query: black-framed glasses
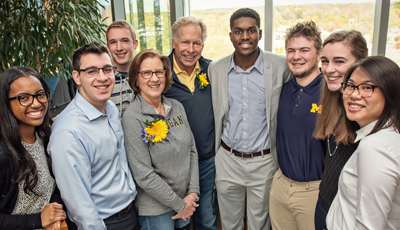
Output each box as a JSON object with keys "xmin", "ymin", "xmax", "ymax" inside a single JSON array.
[
  {"xmin": 138, "ymin": 69, "xmax": 166, "ymax": 79},
  {"xmin": 341, "ymin": 82, "xmax": 379, "ymax": 98},
  {"xmin": 9, "ymin": 91, "xmax": 49, "ymax": 106},
  {"xmin": 76, "ymin": 66, "xmax": 116, "ymax": 78}
]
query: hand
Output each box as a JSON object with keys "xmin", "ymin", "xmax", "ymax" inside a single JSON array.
[
  {"xmin": 41, "ymin": 203, "xmax": 66, "ymax": 228},
  {"xmin": 45, "ymin": 221, "xmax": 61, "ymax": 230},
  {"xmin": 171, "ymin": 195, "xmax": 199, "ymax": 221}
]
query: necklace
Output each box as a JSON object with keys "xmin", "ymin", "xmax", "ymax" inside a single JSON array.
[{"xmin": 327, "ymin": 138, "xmax": 338, "ymax": 157}]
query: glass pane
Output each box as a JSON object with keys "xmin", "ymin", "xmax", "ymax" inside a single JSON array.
[
  {"xmin": 125, "ymin": 0, "xmax": 172, "ymax": 54},
  {"xmin": 190, "ymin": 0, "xmax": 265, "ymax": 60},
  {"xmin": 386, "ymin": 0, "xmax": 400, "ymax": 65},
  {"xmin": 100, "ymin": 0, "xmax": 113, "ymax": 26},
  {"xmin": 273, "ymin": 0, "xmax": 375, "ymax": 55}
]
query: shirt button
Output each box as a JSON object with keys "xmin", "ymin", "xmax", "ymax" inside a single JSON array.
[
  {"xmin": 243, "ymin": 87, "xmax": 246, "ymax": 90},
  {"xmin": 116, "ymin": 132, "xmax": 118, "ymax": 135},
  {"xmin": 243, "ymin": 145, "xmax": 246, "ymax": 148},
  {"xmin": 295, "ymin": 104, "xmax": 299, "ymax": 107},
  {"xmin": 244, "ymin": 103, "xmax": 247, "ymax": 106},
  {"xmin": 119, "ymin": 149, "xmax": 121, "ymax": 152},
  {"xmin": 243, "ymin": 132, "xmax": 246, "ymax": 135},
  {"xmin": 244, "ymin": 118, "xmax": 247, "ymax": 121},
  {"xmin": 300, "ymin": 88, "xmax": 303, "ymax": 91},
  {"xmin": 298, "ymin": 95, "xmax": 301, "ymax": 99}
]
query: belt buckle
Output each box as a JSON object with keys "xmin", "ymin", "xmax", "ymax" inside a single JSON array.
[{"xmin": 241, "ymin": 152, "xmax": 253, "ymax": 158}]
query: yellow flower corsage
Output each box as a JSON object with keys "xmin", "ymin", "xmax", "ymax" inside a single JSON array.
[
  {"xmin": 141, "ymin": 119, "xmax": 169, "ymax": 144},
  {"xmin": 196, "ymin": 73, "xmax": 210, "ymax": 89}
]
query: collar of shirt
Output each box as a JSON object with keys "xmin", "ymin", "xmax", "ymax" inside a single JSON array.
[
  {"xmin": 228, "ymin": 48, "xmax": 264, "ymax": 75},
  {"xmin": 173, "ymin": 54, "xmax": 201, "ymax": 93},
  {"xmin": 355, "ymin": 120, "xmax": 378, "ymax": 142},
  {"xmin": 75, "ymin": 90, "xmax": 115, "ymax": 121},
  {"xmin": 135, "ymin": 94, "xmax": 172, "ymax": 117},
  {"xmin": 290, "ymin": 72, "xmax": 322, "ymax": 95}
]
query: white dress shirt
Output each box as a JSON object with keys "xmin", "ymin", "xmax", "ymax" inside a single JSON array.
[{"xmin": 327, "ymin": 120, "xmax": 400, "ymax": 230}]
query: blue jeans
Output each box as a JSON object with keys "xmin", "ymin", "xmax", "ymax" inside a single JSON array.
[
  {"xmin": 193, "ymin": 157, "xmax": 218, "ymax": 230},
  {"xmin": 314, "ymin": 199, "xmax": 328, "ymax": 230},
  {"xmin": 139, "ymin": 210, "xmax": 190, "ymax": 230}
]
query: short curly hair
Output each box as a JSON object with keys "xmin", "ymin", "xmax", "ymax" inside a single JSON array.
[
  {"xmin": 230, "ymin": 8, "xmax": 260, "ymax": 30},
  {"xmin": 285, "ymin": 21, "xmax": 322, "ymax": 52}
]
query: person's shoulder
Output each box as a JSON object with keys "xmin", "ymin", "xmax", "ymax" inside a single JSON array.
[
  {"xmin": 209, "ymin": 54, "xmax": 232, "ymax": 71},
  {"xmin": 51, "ymin": 102, "xmax": 81, "ymax": 133},
  {"xmin": 359, "ymin": 127, "xmax": 400, "ymax": 154},
  {"xmin": 122, "ymin": 96, "xmax": 142, "ymax": 119},
  {"xmin": 262, "ymin": 50, "xmax": 286, "ymax": 63},
  {"xmin": 200, "ymin": 56, "xmax": 212, "ymax": 65}
]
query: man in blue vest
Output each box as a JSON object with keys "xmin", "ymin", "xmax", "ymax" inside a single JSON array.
[{"xmin": 164, "ymin": 16, "xmax": 217, "ymax": 230}]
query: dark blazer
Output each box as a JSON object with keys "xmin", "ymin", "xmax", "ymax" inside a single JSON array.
[{"xmin": 0, "ymin": 142, "xmax": 77, "ymax": 230}]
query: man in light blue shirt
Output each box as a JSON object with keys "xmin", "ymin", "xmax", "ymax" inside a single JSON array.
[{"xmin": 48, "ymin": 42, "xmax": 139, "ymax": 230}]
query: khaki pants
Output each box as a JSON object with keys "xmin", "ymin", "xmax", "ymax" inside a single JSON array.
[
  {"xmin": 215, "ymin": 146, "xmax": 275, "ymax": 230},
  {"xmin": 269, "ymin": 168, "xmax": 320, "ymax": 230}
]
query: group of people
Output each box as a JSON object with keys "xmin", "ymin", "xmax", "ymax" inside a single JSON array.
[{"xmin": 1, "ymin": 6, "xmax": 400, "ymax": 230}]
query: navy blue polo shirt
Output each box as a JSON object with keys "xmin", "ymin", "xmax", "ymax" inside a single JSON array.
[{"xmin": 277, "ymin": 73, "xmax": 325, "ymax": 182}]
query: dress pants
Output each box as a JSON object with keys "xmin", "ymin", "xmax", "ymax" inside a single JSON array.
[
  {"xmin": 104, "ymin": 201, "xmax": 140, "ymax": 230},
  {"xmin": 215, "ymin": 146, "xmax": 275, "ymax": 230},
  {"xmin": 269, "ymin": 168, "xmax": 320, "ymax": 230}
]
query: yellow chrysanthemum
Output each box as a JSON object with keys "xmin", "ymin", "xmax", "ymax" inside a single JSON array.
[
  {"xmin": 197, "ymin": 73, "xmax": 209, "ymax": 88},
  {"xmin": 145, "ymin": 120, "xmax": 168, "ymax": 143}
]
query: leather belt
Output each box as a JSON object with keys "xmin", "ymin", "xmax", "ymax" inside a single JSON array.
[{"xmin": 221, "ymin": 141, "xmax": 270, "ymax": 158}]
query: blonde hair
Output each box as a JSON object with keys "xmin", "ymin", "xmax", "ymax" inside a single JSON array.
[
  {"xmin": 106, "ymin": 20, "xmax": 137, "ymax": 42},
  {"xmin": 171, "ymin": 16, "xmax": 207, "ymax": 43}
]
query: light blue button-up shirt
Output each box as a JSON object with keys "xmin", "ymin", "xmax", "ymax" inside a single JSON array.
[
  {"xmin": 48, "ymin": 91, "xmax": 137, "ymax": 230},
  {"xmin": 221, "ymin": 50, "xmax": 270, "ymax": 153}
]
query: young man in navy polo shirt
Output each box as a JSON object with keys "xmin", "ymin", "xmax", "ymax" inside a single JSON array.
[{"xmin": 269, "ymin": 21, "xmax": 326, "ymax": 230}]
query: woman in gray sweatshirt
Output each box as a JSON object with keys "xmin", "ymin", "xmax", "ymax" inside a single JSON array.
[{"xmin": 122, "ymin": 49, "xmax": 199, "ymax": 230}]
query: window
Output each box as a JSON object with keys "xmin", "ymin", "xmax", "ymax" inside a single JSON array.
[
  {"xmin": 190, "ymin": 0, "xmax": 265, "ymax": 60},
  {"xmin": 386, "ymin": 0, "xmax": 400, "ymax": 65},
  {"xmin": 125, "ymin": 0, "xmax": 172, "ymax": 54}
]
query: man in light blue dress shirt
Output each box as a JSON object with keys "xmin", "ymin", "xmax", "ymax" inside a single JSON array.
[{"xmin": 48, "ymin": 42, "xmax": 139, "ymax": 230}]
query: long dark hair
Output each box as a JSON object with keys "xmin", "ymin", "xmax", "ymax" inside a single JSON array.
[
  {"xmin": 0, "ymin": 67, "xmax": 53, "ymax": 194},
  {"xmin": 343, "ymin": 56, "xmax": 400, "ymax": 135}
]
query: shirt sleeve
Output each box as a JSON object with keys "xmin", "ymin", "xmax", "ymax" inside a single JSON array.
[
  {"xmin": 355, "ymin": 138, "xmax": 399, "ymax": 230},
  {"xmin": 48, "ymin": 130, "xmax": 106, "ymax": 230},
  {"xmin": 122, "ymin": 113, "xmax": 186, "ymax": 213}
]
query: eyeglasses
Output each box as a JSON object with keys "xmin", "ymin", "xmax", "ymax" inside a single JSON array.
[
  {"xmin": 138, "ymin": 69, "xmax": 166, "ymax": 79},
  {"xmin": 341, "ymin": 82, "xmax": 379, "ymax": 98},
  {"xmin": 9, "ymin": 91, "xmax": 49, "ymax": 106},
  {"xmin": 76, "ymin": 66, "xmax": 116, "ymax": 78}
]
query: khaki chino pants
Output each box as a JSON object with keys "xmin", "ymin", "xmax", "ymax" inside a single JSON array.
[
  {"xmin": 269, "ymin": 168, "xmax": 320, "ymax": 230},
  {"xmin": 215, "ymin": 146, "xmax": 275, "ymax": 230}
]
